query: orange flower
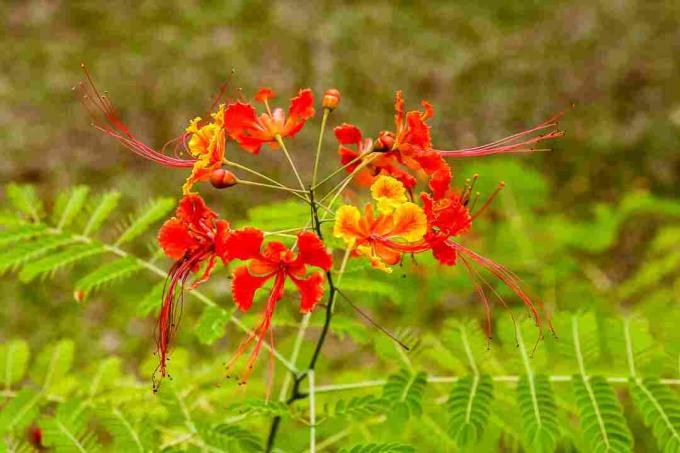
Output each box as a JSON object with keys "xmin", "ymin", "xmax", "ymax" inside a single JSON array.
[
  {"xmin": 224, "ymin": 88, "xmax": 315, "ymax": 154},
  {"xmin": 334, "ymin": 176, "xmax": 428, "ymax": 272},
  {"xmin": 182, "ymin": 105, "xmax": 227, "ymax": 194}
]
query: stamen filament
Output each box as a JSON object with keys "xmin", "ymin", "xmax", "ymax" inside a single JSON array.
[
  {"xmin": 276, "ymin": 135, "xmax": 306, "ymax": 192},
  {"xmin": 311, "ymin": 109, "xmax": 330, "ymax": 188},
  {"xmin": 471, "ymin": 181, "xmax": 505, "ymax": 221}
]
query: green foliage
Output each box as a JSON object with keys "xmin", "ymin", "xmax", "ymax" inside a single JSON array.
[
  {"xmin": 447, "ymin": 374, "xmax": 493, "ymax": 447},
  {"xmin": 382, "ymin": 369, "xmax": 427, "ymax": 424},
  {"xmin": 0, "ymin": 340, "xmax": 30, "ymax": 390},
  {"xmin": 115, "ymin": 197, "xmax": 175, "ymax": 245},
  {"xmin": 572, "ymin": 376, "xmax": 633, "ymax": 452},
  {"xmin": 5, "ymin": 184, "xmax": 44, "ymax": 221},
  {"xmin": 630, "ymin": 378, "xmax": 680, "ymax": 452},
  {"xmin": 40, "ymin": 400, "xmax": 102, "ymax": 452},
  {"xmin": 195, "ymin": 306, "xmax": 231, "ymax": 345},
  {"xmin": 74, "ymin": 256, "xmax": 143, "ymax": 297},
  {"xmin": 339, "ymin": 443, "xmax": 415, "ymax": 453},
  {"xmin": 328, "ymin": 395, "xmax": 388, "ymax": 420},
  {"xmin": 52, "ymin": 186, "xmax": 90, "ymax": 230},
  {"xmin": 517, "ymin": 374, "xmax": 559, "ymax": 452}
]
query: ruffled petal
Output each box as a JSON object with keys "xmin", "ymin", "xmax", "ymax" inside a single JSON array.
[
  {"xmin": 231, "ymin": 265, "xmax": 272, "ymax": 311},
  {"xmin": 224, "ymin": 227, "xmax": 264, "ymax": 260},
  {"xmin": 224, "ymin": 102, "xmax": 267, "ymax": 154},
  {"xmin": 333, "ymin": 205, "xmax": 363, "ymax": 245},
  {"xmin": 213, "ymin": 220, "xmax": 232, "ymax": 264},
  {"xmin": 176, "ymin": 194, "xmax": 217, "ymax": 224},
  {"xmin": 370, "ymin": 175, "xmax": 407, "ymax": 214},
  {"xmin": 428, "ymin": 166, "xmax": 452, "ymax": 199},
  {"xmin": 283, "ymin": 89, "xmax": 315, "ymax": 137},
  {"xmin": 290, "ymin": 271, "xmax": 326, "ymax": 312},
  {"xmin": 405, "ymin": 110, "xmax": 432, "ymax": 150},
  {"xmin": 158, "ymin": 218, "xmax": 195, "ymax": 260},
  {"xmin": 394, "ymin": 91, "xmax": 404, "ymax": 131},
  {"xmin": 429, "ymin": 238, "xmax": 457, "ymax": 265},
  {"xmin": 390, "ymin": 202, "xmax": 428, "ymax": 242},
  {"xmin": 297, "ymin": 231, "xmax": 333, "ymax": 271},
  {"xmin": 334, "ymin": 123, "xmax": 363, "ymax": 145}
]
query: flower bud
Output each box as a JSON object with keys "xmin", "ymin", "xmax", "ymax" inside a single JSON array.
[
  {"xmin": 73, "ymin": 290, "xmax": 85, "ymax": 303},
  {"xmin": 210, "ymin": 169, "xmax": 238, "ymax": 189},
  {"xmin": 322, "ymin": 88, "xmax": 341, "ymax": 110},
  {"xmin": 374, "ymin": 131, "xmax": 395, "ymax": 152}
]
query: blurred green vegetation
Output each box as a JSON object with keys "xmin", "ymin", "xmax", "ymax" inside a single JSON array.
[{"xmin": 1, "ymin": 1, "xmax": 680, "ymax": 452}]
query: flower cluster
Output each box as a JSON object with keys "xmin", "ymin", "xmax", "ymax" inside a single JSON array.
[{"xmin": 80, "ymin": 66, "xmax": 562, "ymax": 392}]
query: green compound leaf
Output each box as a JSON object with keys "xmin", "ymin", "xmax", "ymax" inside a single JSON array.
[
  {"xmin": 572, "ymin": 375, "xmax": 633, "ymax": 453},
  {"xmin": 30, "ymin": 339, "xmax": 75, "ymax": 397},
  {"xmin": 0, "ymin": 388, "xmax": 41, "ymax": 435},
  {"xmin": 74, "ymin": 256, "xmax": 143, "ymax": 298},
  {"xmin": 40, "ymin": 400, "xmax": 101, "ymax": 452},
  {"xmin": 447, "ymin": 374, "xmax": 493, "ymax": 447},
  {"xmin": 115, "ymin": 197, "xmax": 174, "ymax": 245},
  {"xmin": 19, "ymin": 242, "xmax": 106, "ymax": 283},
  {"xmin": 195, "ymin": 306, "xmax": 230, "ymax": 345},
  {"xmin": 339, "ymin": 443, "xmax": 415, "ymax": 453},
  {"xmin": 629, "ymin": 377, "xmax": 680, "ymax": 453},
  {"xmin": 517, "ymin": 374, "xmax": 559, "ymax": 453},
  {"xmin": 0, "ymin": 224, "xmax": 48, "ymax": 247},
  {"xmin": 83, "ymin": 191, "xmax": 121, "ymax": 236},
  {"xmin": 0, "ymin": 340, "xmax": 30, "ymax": 390},
  {"xmin": 382, "ymin": 369, "xmax": 427, "ymax": 424},
  {"xmin": 5, "ymin": 183, "xmax": 44, "ymax": 221},
  {"xmin": 52, "ymin": 186, "xmax": 90, "ymax": 230}
]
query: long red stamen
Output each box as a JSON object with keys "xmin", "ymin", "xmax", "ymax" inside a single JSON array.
[
  {"xmin": 437, "ymin": 111, "xmax": 567, "ymax": 158},
  {"xmin": 226, "ymin": 272, "xmax": 286, "ymax": 386},
  {"xmin": 447, "ymin": 240, "xmax": 554, "ymax": 335},
  {"xmin": 153, "ymin": 250, "xmax": 209, "ymax": 391},
  {"xmin": 77, "ymin": 64, "xmax": 195, "ymax": 168}
]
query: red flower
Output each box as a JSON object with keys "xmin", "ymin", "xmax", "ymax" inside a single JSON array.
[
  {"xmin": 224, "ymin": 229, "xmax": 332, "ymax": 383},
  {"xmin": 154, "ymin": 194, "xmax": 232, "ymax": 386},
  {"xmin": 224, "ymin": 88, "xmax": 315, "ymax": 154},
  {"xmin": 335, "ymin": 123, "xmax": 417, "ymax": 190}
]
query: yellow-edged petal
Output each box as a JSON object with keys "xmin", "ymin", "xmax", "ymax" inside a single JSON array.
[
  {"xmin": 371, "ymin": 175, "xmax": 407, "ymax": 214},
  {"xmin": 356, "ymin": 245, "xmax": 393, "ymax": 273},
  {"xmin": 391, "ymin": 202, "xmax": 427, "ymax": 242},
  {"xmin": 333, "ymin": 205, "xmax": 362, "ymax": 246}
]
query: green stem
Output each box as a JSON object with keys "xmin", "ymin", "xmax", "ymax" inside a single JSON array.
[
  {"xmin": 276, "ymin": 135, "xmax": 306, "ymax": 191},
  {"xmin": 311, "ymin": 109, "xmax": 330, "ymax": 188}
]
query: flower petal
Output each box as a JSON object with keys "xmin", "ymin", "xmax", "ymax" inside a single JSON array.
[
  {"xmin": 225, "ymin": 227, "xmax": 264, "ymax": 260},
  {"xmin": 283, "ymin": 89, "xmax": 315, "ymax": 137},
  {"xmin": 297, "ymin": 231, "xmax": 333, "ymax": 271},
  {"xmin": 334, "ymin": 123, "xmax": 362, "ymax": 145},
  {"xmin": 224, "ymin": 102, "xmax": 266, "ymax": 154},
  {"xmin": 390, "ymin": 202, "xmax": 427, "ymax": 242},
  {"xmin": 370, "ymin": 175, "xmax": 407, "ymax": 214},
  {"xmin": 158, "ymin": 218, "xmax": 195, "ymax": 260},
  {"xmin": 176, "ymin": 194, "xmax": 217, "ymax": 224},
  {"xmin": 290, "ymin": 271, "xmax": 326, "ymax": 313},
  {"xmin": 333, "ymin": 205, "xmax": 362, "ymax": 245},
  {"xmin": 231, "ymin": 265, "xmax": 272, "ymax": 311},
  {"xmin": 428, "ymin": 166, "xmax": 452, "ymax": 199}
]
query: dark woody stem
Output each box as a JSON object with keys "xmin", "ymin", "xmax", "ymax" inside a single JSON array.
[{"xmin": 265, "ymin": 189, "xmax": 337, "ymax": 452}]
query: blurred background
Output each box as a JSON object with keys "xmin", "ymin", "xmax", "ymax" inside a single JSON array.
[{"xmin": 1, "ymin": 1, "xmax": 679, "ymax": 451}]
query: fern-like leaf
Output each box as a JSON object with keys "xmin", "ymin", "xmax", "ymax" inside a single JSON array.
[
  {"xmin": 0, "ymin": 234, "xmax": 75, "ymax": 275},
  {"xmin": 339, "ymin": 443, "xmax": 415, "ymax": 453},
  {"xmin": 572, "ymin": 375, "xmax": 633, "ymax": 452},
  {"xmin": 226, "ymin": 398, "xmax": 290, "ymax": 418},
  {"xmin": 19, "ymin": 243, "xmax": 105, "ymax": 283},
  {"xmin": 382, "ymin": 369, "xmax": 427, "ymax": 424},
  {"xmin": 52, "ymin": 186, "xmax": 90, "ymax": 230},
  {"xmin": 194, "ymin": 306, "xmax": 230, "ymax": 345},
  {"xmin": 0, "ymin": 224, "xmax": 48, "ymax": 247},
  {"xmin": 5, "ymin": 183, "xmax": 43, "ymax": 221},
  {"xmin": 630, "ymin": 377, "xmax": 680, "ymax": 452},
  {"xmin": 0, "ymin": 389, "xmax": 41, "ymax": 435},
  {"xmin": 30, "ymin": 339, "xmax": 75, "ymax": 397},
  {"xmin": 517, "ymin": 374, "xmax": 559, "ymax": 452},
  {"xmin": 447, "ymin": 374, "xmax": 493, "ymax": 447},
  {"xmin": 97, "ymin": 407, "xmax": 153, "ymax": 452},
  {"xmin": 201, "ymin": 424, "xmax": 261, "ymax": 452},
  {"xmin": 40, "ymin": 400, "xmax": 101, "ymax": 452},
  {"xmin": 115, "ymin": 197, "xmax": 174, "ymax": 245},
  {"xmin": 0, "ymin": 340, "xmax": 30, "ymax": 390},
  {"xmin": 82, "ymin": 191, "xmax": 121, "ymax": 236},
  {"xmin": 136, "ymin": 282, "xmax": 164, "ymax": 317},
  {"xmin": 330, "ymin": 395, "xmax": 388, "ymax": 420},
  {"xmin": 74, "ymin": 256, "xmax": 143, "ymax": 298}
]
